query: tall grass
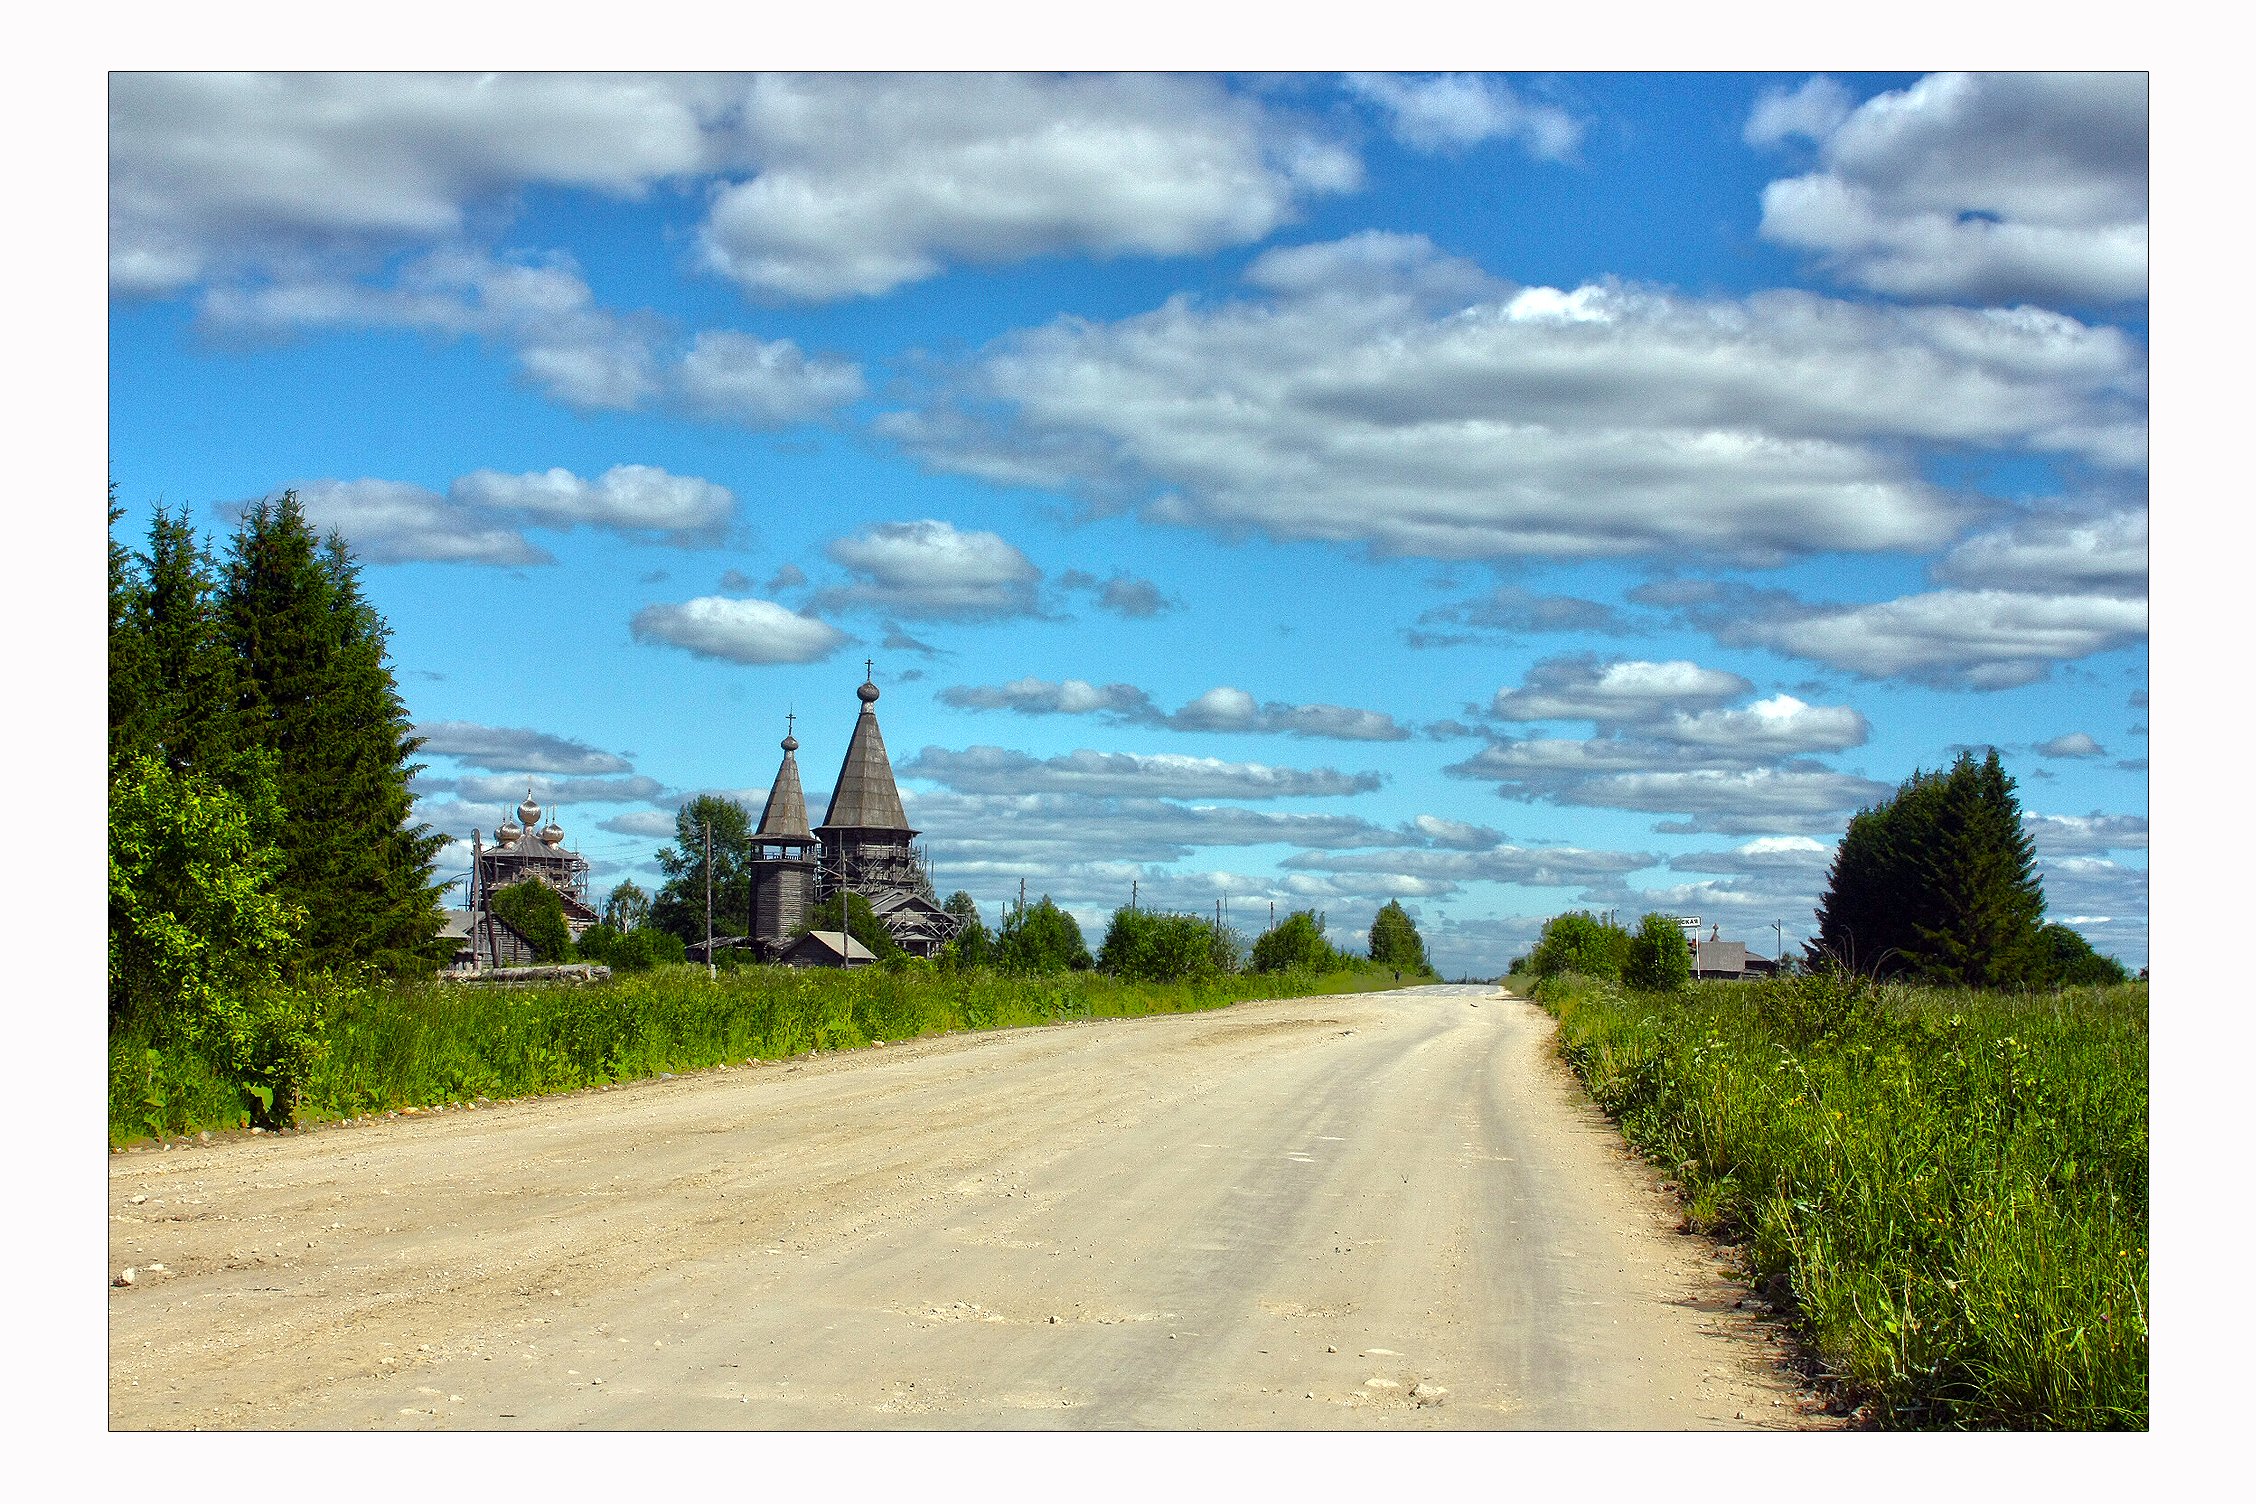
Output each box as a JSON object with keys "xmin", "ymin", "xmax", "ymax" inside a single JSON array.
[
  {"xmin": 110, "ymin": 962, "xmax": 1396, "ymax": 1144},
  {"xmin": 1533, "ymin": 970, "xmax": 2147, "ymax": 1429}
]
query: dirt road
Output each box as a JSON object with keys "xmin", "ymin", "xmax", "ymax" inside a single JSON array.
[{"xmin": 108, "ymin": 985, "xmax": 1822, "ymax": 1429}]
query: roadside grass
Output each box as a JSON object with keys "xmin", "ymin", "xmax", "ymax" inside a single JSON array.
[
  {"xmin": 110, "ymin": 962, "xmax": 1402, "ymax": 1145},
  {"xmin": 1529, "ymin": 969, "xmax": 2147, "ymax": 1430}
]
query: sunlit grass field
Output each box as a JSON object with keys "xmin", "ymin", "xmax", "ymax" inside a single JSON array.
[
  {"xmin": 110, "ymin": 962, "xmax": 1399, "ymax": 1146},
  {"xmin": 1530, "ymin": 970, "xmax": 2147, "ymax": 1429}
]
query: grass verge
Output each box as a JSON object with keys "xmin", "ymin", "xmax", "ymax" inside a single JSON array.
[
  {"xmin": 111, "ymin": 963, "xmax": 1401, "ymax": 1146},
  {"xmin": 1529, "ymin": 969, "xmax": 2147, "ymax": 1430}
]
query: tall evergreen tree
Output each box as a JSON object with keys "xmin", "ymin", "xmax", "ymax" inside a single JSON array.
[
  {"xmin": 134, "ymin": 507, "xmax": 246, "ymax": 780},
  {"xmin": 222, "ymin": 492, "xmax": 445, "ymax": 974},
  {"xmin": 109, "ymin": 489, "xmax": 159, "ymax": 770},
  {"xmin": 1810, "ymin": 749, "xmax": 2045, "ymax": 985}
]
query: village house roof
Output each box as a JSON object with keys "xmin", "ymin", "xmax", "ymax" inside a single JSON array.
[{"xmin": 780, "ymin": 929, "xmax": 878, "ymax": 967}]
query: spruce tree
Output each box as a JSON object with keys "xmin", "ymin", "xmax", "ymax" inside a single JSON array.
[
  {"xmin": 134, "ymin": 507, "xmax": 246, "ymax": 780},
  {"xmin": 109, "ymin": 490, "xmax": 158, "ymax": 769},
  {"xmin": 222, "ymin": 492, "xmax": 445, "ymax": 974}
]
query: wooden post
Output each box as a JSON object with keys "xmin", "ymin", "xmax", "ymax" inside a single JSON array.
[{"xmin": 705, "ymin": 819, "xmax": 715, "ymax": 981}]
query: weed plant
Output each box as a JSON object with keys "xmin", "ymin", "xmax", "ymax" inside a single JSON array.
[
  {"xmin": 1533, "ymin": 969, "xmax": 2147, "ymax": 1429},
  {"xmin": 110, "ymin": 963, "xmax": 1395, "ymax": 1143}
]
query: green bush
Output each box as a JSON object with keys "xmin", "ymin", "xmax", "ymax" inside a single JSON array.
[
  {"xmin": 1250, "ymin": 910, "xmax": 1346, "ymax": 974},
  {"xmin": 1624, "ymin": 911, "xmax": 1692, "ymax": 993},
  {"xmin": 996, "ymin": 896, "xmax": 1093, "ymax": 974},
  {"xmin": 1367, "ymin": 900, "xmax": 1433, "ymax": 974},
  {"xmin": 1100, "ymin": 906, "xmax": 1241, "ymax": 981},
  {"xmin": 1526, "ymin": 910, "xmax": 1631, "ymax": 980},
  {"xmin": 486, "ymin": 879, "xmax": 574, "ymax": 962}
]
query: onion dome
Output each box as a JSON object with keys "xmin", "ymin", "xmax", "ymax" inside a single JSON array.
[
  {"xmin": 857, "ymin": 680, "xmax": 880, "ymax": 704},
  {"xmin": 496, "ymin": 816, "xmax": 523, "ymax": 843},
  {"xmin": 782, "ymin": 733, "xmax": 800, "ymax": 752},
  {"xmin": 517, "ymin": 790, "xmax": 543, "ymax": 828},
  {"xmin": 539, "ymin": 811, "xmax": 566, "ymax": 846}
]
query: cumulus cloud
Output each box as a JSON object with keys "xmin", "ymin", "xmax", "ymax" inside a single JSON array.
[
  {"xmin": 414, "ymin": 720, "xmax": 632, "ymax": 776},
  {"xmin": 1059, "ymin": 569, "xmax": 1176, "ymax": 619},
  {"xmin": 2037, "ymin": 731, "xmax": 2107, "ymax": 759},
  {"xmin": 2024, "ymin": 811, "xmax": 2147, "ymax": 856},
  {"xmin": 629, "ymin": 595, "xmax": 851, "ymax": 665},
  {"xmin": 294, "ymin": 463, "xmax": 738, "ymax": 565},
  {"xmin": 1649, "ymin": 694, "xmax": 1870, "ymax": 758},
  {"xmin": 1418, "ymin": 584, "xmax": 1629, "ymax": 638},
  {"xmin": 1743, "ymin": 76, "xmax": 1856, "ymax": 148},
  {"xmin": 1449, "ymin": 746, "xmax": 1890, "ymax": 836},
  {"xmin": 453, "ymin": 464, "xmax": 734, "ymax": 541},
  {"xmin": 1668, "ymin": 834, "xmax": 1833, "ymax": 876},
  {"xmin": 1344, "ymin": 73, "xmax": 1583, "ymax": 159},
  {"xmin": 200, "ymin": 246, "xmax": 866, "ymax": 424},
  {"xmin": 899, "ymin": 746, "xmax": 1383, "ymax": 800},
  {"xmin": 1753, "ymin": 72, "xmax": 2148, "ymax": 305},
  {"xmin": 815, "ymin": 520, "xmax": 1043, "ymax": 622},
  {"xmin": 937, "ymin": 676, "xmax": 1411, "ymax": 741},
  {"xmin": 677, "ymin": 330, "xmax": 867, "ymax": 424},
  {"xmin": 885, "ymin": 232, "xmax": 2145, "ymax": 562},
  {"xmin": 1490, "ymin": 656, "xmax": 1752, "ymax": 725},
  {"xmin": 296, "ymin": 478, "xmax": 552, "ymax": 567},
  {"xmin": 696, "ymin": 73, "xmax": 1358, "ymax": 301},
  {"xmin": 1933, "ymin": 506, "xmax": 2146, "ymax": 596},
  {"xmin": 1707, "ymin": 587, "xmax": 2149, "ymax": 689},
  {"xmin": 1283, "ymin": 842, "xmax": 1657, "ymax": 889}
]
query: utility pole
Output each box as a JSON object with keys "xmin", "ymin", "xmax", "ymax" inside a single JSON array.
[
  {"xmin": 1269, "ymin": 900, "xmax": 1276, "ymax": 932},
  {"xmin": 1019, "ymin": 876, "xmax": 1027, "ymax": 917},
  {"xmin": 704, "ymin": 819, "xmax": 715, "ymax": 981},
  {"xmin": 1774, "ymin": 920, "xmax": 1786, "ymax": 963},
  {"xmin": 1131, "ymin": 878, "xmax": 1138, "ymax": 912}
]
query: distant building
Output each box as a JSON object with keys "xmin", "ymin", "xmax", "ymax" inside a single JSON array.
[
  {"xmin": 452, "ymin": 792, "xmax": 598, "ymax": 968},
  {"xmin": 742, "ymin": 668, "xmax": 959, "ymax": 963}
]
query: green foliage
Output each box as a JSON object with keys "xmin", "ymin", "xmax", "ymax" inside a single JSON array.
[
  {"xmin": 222, "ymin": 492, "xmax": 446, "ymax": 975},
  {"xmin": 486, "ymin": 879, "xmax": 575, "ymax": 962},
  {"xmin": 939, "ymin": 890, "xmax": 993, "ymax": 970},
  {"xmin": 1367, "ymin": 900, "xmax": 1432, "ymax": 974},
  {"xmin": 572, "ymin": 922, "xmax": 686, "ymax": 973},
  {"xmin": 650, "ymin": 794, "xmax": 756, "ymax": 943},
  {"xmin": 1526, "ymin": 909, "xmax": 1631, "ymax": 980},
  {"xmin": 1250, "ymin": 909, "xmax": 1347, "ymax": 975},
  {"xmin": 995, "ymin": 895, "xmax": 1092, "ymax": 974},
  {"xmin": 2029, "ymin": 923, "xmax": 2131, "ymax": 987},
  {"xmin": 1813, "ymin": 750, "xmax": 2046, "ymax": 987},
  {"xmin": 1100, "ymin": 906, "xmax": 1241, "ymax": 982},
  {"xmin": 108, "ymin": 753, "xmax": 303, "ymax": 1032},
  {"xmin": 1535, "ymin": 970, "xmax": 2148, "ymax": 1428},
  {"xmin": 1624, "ymin": 911, "xmax": 1692, "ymax": 993},
  {"xmin": 798, "ymin": 890, "xmax": 904, "ymax": 961},
  {"xmin": 601, "ymin": 880, "xmax": 651, "ymax": 932}
]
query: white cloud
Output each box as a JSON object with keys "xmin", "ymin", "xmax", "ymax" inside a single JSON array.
[
  {"xmin": 629, "ymin": 595, "xmax": 850, "ymax": 665},
  {"xmin": 295, "ymin": 464, "xmax": 739, "ymax": 565},
  {"xmin": 697, "ymin": 74, "xmax": 1358, "ymax": 301},
  {"xmin": 1934, "ymin": 506, "xmax": 2146, "ymax": 596},
  {"xmin": 1651, "ymin": 694, "xmax": 1870, "ymax": 758},
  {"xmin": 414, "ymin": 721, "xmax": 632, "ymax": 776},
  {"xmin": 109, "ymin": 73, "xmax": 733, "ymax": 294},
  {"xmin": 1743, "ymin": 76, "xmax": 1856, "ymax": 148},
  {"xmin": 451, "ymin": 773, "xmax": 668, "ymax": 806},
  {"xmin": 201, "ymin": 246, "xmax": 666, "ymax": 411},
  {"xmin": 1343, "ymin": 74, "xmax": 1583, "ymax": 159},
  {"xmin": 816, "ymin": 520, "xmax": 1043, "ymax": 622},
  {"xmin": 297, "ymin": 478, "xmax": 552, "ymax": 567},
  {"xmin": 899, "ymin": 746, "xmax": 1383, "ymax": 800},
  {"xmin": 2036, "ymin": 731, "xmax": 2107, "ymax": 759},
  {"xmin": 1754, "ymin": 72, "xmax": 2147, "ymax": 305},
  {"xmin": 1491, "ymin": 657, "xmax": 1752, "ymax": 725},
  {"xmin": 2024, "ymin": 811, "xmax": 2147, "ymax": 856},
  {"xmin": 889, "ymin": 236, "xmax": 2144, "ymax": 562},
  {"xmin": 1669, "ymin": 834, "xmax": 1833, "ymax": 875},
  {"xmin": 937, "ymin": 676, "xmax": 1411, "ymax": 741},
  {"xmin": 1419, "ymin": 584, "xmax": 1628, "ymax": 637},
  {"xmin": 677, "ymin": 330, "xmax": 867, "ymax": 424},
  {"xmin": 1713, "ymin": 587, "xmax": 2149, "ymax": 689},
  {"xmin": 1284, "ymin": 842, "xmax": 1657, "ymax": 889}
]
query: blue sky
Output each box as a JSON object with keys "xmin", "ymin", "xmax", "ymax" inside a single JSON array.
[{"xmin": 106, "ymin": 71, "xmax": 2150, "ymax": 975}]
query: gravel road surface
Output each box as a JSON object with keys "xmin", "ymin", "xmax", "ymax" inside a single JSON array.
[{"xmin": 109, "ymin": 984, "xmax": 1823, "ymax": 1429}]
